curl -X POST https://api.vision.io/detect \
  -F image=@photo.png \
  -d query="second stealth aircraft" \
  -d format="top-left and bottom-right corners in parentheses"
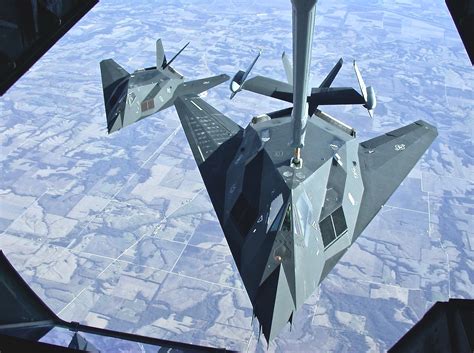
top-left (100, 39), bottom-right (228, 133)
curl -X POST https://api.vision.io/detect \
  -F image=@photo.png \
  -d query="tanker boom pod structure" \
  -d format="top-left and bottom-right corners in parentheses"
top-left (100, 1), bottom-right (437, 343)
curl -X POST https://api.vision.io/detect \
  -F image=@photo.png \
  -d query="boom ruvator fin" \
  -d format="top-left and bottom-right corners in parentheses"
top-left (353, 60), bottom-right (376, 117)
top-left (229, 50), bottom-right (261, 99)
top-left (227, 55), bottom-right (369, 138)
top-left (229, 53), bottom-right (377, 120)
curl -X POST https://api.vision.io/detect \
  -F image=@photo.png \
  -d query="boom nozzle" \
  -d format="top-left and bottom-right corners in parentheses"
top-left (291, 147), bottom-right (303, 168)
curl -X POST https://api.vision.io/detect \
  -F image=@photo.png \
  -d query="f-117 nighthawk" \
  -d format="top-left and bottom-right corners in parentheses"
top-left (100, 39), bottom-right (228, 133)
top-left (100, 0), bottom-right (437, 342)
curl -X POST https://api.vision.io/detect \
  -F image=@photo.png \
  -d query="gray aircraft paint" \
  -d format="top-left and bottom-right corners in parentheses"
top-left (290, 0), bottom-right (317, 148)
top-left (100, 39), bottom-right (201, 134)
top-left (100, 1), bottom-right (437, 343)
top-left (174, 97), bottom-right (436, 342)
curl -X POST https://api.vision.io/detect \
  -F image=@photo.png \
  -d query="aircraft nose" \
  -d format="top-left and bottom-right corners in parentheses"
top-left (253, 261), bottom-right (297, 342)
top-left (252, 189), bottom-right (320, 341)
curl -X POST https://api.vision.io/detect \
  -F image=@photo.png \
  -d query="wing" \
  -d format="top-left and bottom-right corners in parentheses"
top-left (99, 59), bottom-right (130, 133)
top-left (174, 95), bottom-right (243, 222)
top-left (240, 74), bottom-right (364, 107)
top-left (242, 75), bottom-right (293, 102)
top-left (174, 74), bottom-right (229, 98)
top-left (310, 87), bottom-right (365, 105)
top-left (174, 95), bottom-right (242, 165)
top-left (354, 120), bottom-right (438, 235)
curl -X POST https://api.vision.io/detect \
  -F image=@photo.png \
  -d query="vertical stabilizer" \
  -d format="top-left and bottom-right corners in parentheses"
top-left (282, 51), bottom-right (293, 85)
top-left (156, 39), bottom-right (166, 68)
top-left (99, 59), bottom-right (130, 133)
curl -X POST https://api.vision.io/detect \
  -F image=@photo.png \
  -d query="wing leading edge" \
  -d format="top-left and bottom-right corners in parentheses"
top-left (173, 93), bottom-right (243, 227)
top-left (174, 95), bottom-right (242, 166)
